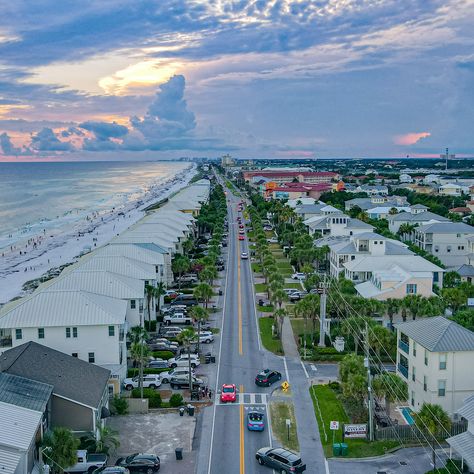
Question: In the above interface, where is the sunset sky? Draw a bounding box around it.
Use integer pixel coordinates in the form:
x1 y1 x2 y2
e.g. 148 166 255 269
0 0 473 160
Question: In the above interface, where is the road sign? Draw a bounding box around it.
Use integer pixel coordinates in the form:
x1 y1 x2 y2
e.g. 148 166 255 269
343 424 367 438
330 421 339 430
281 381 290 391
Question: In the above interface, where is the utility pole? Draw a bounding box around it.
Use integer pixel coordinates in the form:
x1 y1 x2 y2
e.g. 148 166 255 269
440 147 455 172
364 321 375 441
318 278 328 347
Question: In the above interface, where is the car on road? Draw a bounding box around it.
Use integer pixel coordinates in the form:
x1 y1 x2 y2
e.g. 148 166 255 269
241 252 248 259
123 375 162 391
291 272 306 280
220 384 237 403
170 375 204 389
116 454 161 474
239 229 245 235
255 369 282 387
239 224 244 229
247 411 265 431
168 353 200 368
147 359 169 369
239 235 245 241
255 447 306 473
159 367 195 384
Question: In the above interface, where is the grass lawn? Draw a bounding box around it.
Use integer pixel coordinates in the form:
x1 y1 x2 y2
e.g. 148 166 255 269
258 304 274 312
285 303 296 315
269 243 281 250
251 263 262 273
290 319 307 339
284 282 303 289
276 262 293 271
270 400 299 452
259 317 283 355
310 385 400 458
254 283 268 293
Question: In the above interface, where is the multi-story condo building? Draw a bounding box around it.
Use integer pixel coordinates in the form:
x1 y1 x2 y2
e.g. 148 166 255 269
447 395 474 471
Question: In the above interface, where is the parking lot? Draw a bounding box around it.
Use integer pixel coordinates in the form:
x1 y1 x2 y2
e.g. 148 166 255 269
108 411 197 474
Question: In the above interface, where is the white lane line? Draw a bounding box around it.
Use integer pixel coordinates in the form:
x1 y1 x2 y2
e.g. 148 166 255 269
207 200 232 474
325 458 330 474
300 360 309 379
310 364 317 372
283 357 290 383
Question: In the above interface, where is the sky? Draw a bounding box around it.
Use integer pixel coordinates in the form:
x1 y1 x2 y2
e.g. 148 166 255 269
0 0 473 161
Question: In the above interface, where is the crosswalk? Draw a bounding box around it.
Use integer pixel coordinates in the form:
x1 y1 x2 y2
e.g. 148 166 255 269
216 392 268 406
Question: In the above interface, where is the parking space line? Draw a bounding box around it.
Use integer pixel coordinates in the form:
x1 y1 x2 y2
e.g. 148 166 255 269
283 356 290 383
300 360 309 379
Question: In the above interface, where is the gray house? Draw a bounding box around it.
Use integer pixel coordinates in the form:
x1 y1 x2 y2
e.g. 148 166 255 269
0 342 111 436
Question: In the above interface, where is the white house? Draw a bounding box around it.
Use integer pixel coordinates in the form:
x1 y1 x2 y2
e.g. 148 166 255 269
0 290 128 381
439 183 469 197
399 173 413 183
396 317 474 417
305 213 374 237
447 395 474 471
345 195 408 211
357 184 389 196
414 222 474 267
388 210 450 235
423 174 440 185
366 206 411 220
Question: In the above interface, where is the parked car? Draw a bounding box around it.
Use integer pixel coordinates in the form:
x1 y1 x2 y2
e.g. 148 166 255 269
247 411 265 431
123 375 162 391
288 291 308 302
116 454 160 474
159 328 183 339
163 313 192 325
291 272 306 280
170 295 198 306
192 333 214 344
161 304 187 314
150 338 179 348
255 447 306 472
255 369 282 387
147 359 169 369
164 290 181 299
220 384 237 403
266 237 278 243
179 274 198 283
66 450 107 473
168 353 200 368
241 252 248 260
170 375 204 389
93 467 129 474
159 367 195 384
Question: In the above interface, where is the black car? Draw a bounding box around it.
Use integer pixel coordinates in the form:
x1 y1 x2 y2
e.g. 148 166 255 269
256 447 306 473
116 454 160 474
147 342 178 353
255 369 282 387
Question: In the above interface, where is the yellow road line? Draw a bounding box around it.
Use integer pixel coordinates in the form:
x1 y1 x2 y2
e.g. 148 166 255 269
239 384 245 474
237 237 243 355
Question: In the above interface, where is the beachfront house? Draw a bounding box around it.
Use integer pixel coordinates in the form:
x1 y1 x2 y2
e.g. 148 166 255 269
447 395 474 471
0 342 111 434
0 289 128 382
396 317 474 417
414 222 474 267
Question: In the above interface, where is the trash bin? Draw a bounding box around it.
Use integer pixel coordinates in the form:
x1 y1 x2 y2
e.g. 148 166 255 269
187 404 195 416
340 443 348 456
175 448 183 460
332 443 341 456
210 356 216 363
205 353 211 364
219 289 223 296
179 407 185 417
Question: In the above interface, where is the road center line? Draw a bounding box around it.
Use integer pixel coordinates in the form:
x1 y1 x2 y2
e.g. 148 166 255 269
239 384 245 474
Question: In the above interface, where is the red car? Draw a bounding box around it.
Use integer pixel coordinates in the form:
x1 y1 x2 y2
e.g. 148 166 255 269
220 384 237 403
239 235 245 241
239 224 244 229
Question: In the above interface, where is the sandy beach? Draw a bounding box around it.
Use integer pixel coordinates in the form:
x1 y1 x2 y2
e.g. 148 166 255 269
0 163 197 305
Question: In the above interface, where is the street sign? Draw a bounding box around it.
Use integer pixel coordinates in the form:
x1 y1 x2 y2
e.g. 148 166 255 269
330 421 339 430
281 381 290 391
344 424 367 438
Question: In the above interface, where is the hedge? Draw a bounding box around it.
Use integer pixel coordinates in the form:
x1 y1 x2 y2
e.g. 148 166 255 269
151 350 175 360
131 388 162 408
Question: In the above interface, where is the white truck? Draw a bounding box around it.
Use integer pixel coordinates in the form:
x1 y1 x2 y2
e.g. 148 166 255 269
65 450 107 473
163 312 192 325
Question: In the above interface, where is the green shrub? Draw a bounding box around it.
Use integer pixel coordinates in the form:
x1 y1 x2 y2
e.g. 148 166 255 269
110 395 128 415
131 388 162 408
169 393 184 407
328 381 341 391
144 320 157 332
151 350 175 360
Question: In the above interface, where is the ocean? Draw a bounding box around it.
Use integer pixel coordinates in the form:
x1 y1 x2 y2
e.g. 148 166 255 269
0 160 189 252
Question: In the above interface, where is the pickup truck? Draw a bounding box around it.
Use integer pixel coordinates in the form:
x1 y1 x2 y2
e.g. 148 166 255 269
65 450 107 473
163 312 192 325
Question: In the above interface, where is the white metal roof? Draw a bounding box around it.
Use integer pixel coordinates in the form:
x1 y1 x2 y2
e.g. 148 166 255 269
42 270 144 300
96 244 165 265
128 223 184 240
344 255 443 273
0 400 42 451
75 255 157 280
111 235 176 253
0 290 127 329
148 209 195 223
141 217 190 232
0 448 22 474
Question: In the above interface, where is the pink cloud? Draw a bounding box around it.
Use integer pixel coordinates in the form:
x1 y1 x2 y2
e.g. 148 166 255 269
394 132 431 146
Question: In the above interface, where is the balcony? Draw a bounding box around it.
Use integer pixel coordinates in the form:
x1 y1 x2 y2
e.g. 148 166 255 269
399 340 409 354
398 364 409 379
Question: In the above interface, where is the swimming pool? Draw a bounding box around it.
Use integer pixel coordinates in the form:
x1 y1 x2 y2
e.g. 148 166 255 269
401 406 415 425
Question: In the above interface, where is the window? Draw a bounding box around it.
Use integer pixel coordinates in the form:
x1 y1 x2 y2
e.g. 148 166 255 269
130 299 136 309
38 328 45 339
447 246 451 253
456 233 461 238
439 353 447 370
413 342 417 357
434 246 439 253
15 328 22 340
423 375 427 392
66 327 71 338
424 350 428 366
71 353 78 358
438 380 446 397
412 366 416 382
411 391 415 407
458 245 464 250
72 327 78 338
108 325 115 337
88 352 95 363
406 284 417 294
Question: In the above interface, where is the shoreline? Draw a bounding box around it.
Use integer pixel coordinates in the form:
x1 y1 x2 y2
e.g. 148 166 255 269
0 163 197 305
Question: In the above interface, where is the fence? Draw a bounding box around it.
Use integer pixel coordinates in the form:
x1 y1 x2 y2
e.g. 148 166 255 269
375 420 467 441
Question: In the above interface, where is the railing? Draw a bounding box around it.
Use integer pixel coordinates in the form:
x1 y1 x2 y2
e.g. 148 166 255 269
398 340 409 354
375 421 467 441
398 363 409 379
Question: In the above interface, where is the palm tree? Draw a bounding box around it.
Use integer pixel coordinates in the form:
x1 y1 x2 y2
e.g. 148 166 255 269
373 373 407 414
193 282 213 308
441 287 466 313
42 427 80 473
200 266 217 285
145 284 156 325
403 294 429 320
339 353 365 384
129 342 151 398
368 325 395 359
273 308 287 337
397 223 417 241
294 298 311 357
172 255 190 290
341 316 372 354
182 238 194 257
177 327 197 395
385 298 401 330
189 306 209 354
154 281 166 315
271 288 288 310
299 294 320 346
414 403 451 470
85 425 120 455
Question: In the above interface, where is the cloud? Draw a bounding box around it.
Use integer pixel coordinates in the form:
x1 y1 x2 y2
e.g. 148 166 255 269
0 132 23 155
394 132 431 146
79 120 128 140
30 127 74 151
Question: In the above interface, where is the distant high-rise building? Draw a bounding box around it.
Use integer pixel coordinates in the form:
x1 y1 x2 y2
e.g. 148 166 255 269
221 154 235 167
